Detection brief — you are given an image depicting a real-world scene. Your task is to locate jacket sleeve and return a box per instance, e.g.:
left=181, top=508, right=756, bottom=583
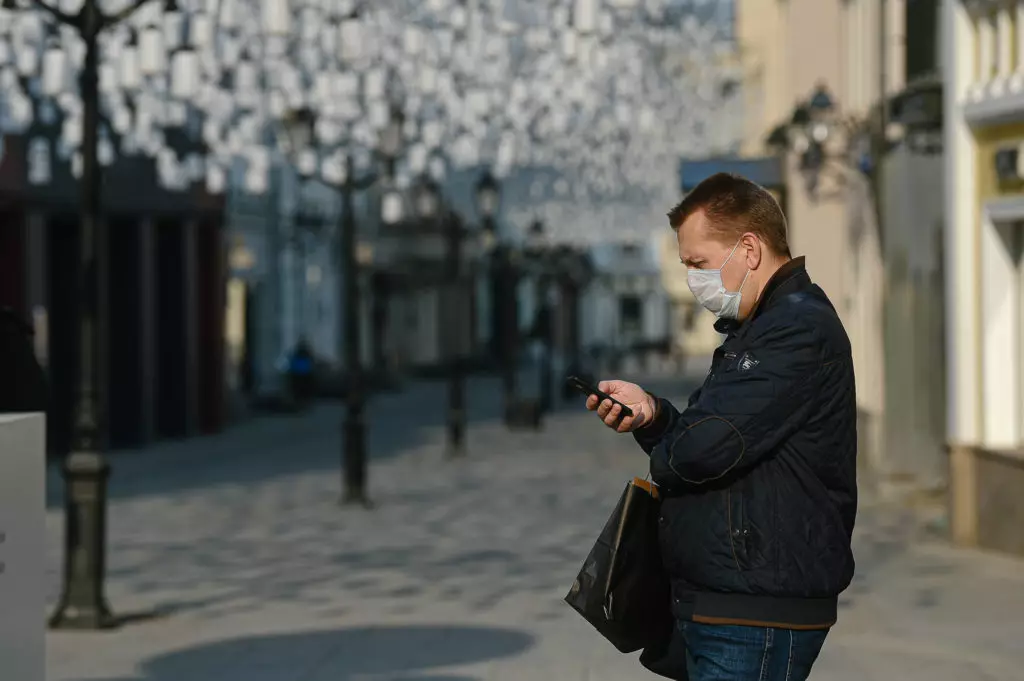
left=636, top=321, right=823, bottom=488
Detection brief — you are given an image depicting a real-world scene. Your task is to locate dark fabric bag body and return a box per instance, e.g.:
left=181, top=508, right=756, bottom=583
left=639, top=622, right=690, bottom=679
left=565, top=478, right=673, bottom=654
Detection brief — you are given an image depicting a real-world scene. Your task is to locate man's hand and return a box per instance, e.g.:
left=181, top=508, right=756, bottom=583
left=585, top=380, right=657, bottom=433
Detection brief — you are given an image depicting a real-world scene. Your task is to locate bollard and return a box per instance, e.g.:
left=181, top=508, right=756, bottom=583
left=49, top=452, right=118, bottom=630
left=0, top=413, right=46, bottom=678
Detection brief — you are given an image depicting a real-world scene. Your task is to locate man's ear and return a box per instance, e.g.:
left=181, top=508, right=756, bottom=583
left=742, top=232, right=763, bottom=269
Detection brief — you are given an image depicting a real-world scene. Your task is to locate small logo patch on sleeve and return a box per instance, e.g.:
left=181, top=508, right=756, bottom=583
left=738, top=352, right=759, bottom=371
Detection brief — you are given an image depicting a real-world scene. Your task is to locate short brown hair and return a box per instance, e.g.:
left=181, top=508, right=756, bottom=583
left=667, top=172, right=790, bottom=257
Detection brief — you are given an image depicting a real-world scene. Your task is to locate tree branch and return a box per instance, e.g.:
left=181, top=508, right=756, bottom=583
left=101, top=0, right=152, bottom=29
left=27, top=0, right=77, bottom=27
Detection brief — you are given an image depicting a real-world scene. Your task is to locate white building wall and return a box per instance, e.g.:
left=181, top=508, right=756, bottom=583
left=944, top=0, right=982, bottom=446
left=979, top=207, right=1021, bottom=449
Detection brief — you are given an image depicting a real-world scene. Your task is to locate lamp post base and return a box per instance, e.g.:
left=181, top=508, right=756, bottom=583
left=504, top=398, right=544, bottom=430
left=341, top=413, right=373, bottom=509
left=446, top=409, right=466, bottom=459
left=341, top=489, right=374, bottom=509
left=49, top=452, right=118, bottom=631
left=48, top=603, right=118, bottom=631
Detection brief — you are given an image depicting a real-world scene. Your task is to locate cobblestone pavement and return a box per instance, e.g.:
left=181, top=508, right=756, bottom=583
left=45, top=376, right=1024, bottom=681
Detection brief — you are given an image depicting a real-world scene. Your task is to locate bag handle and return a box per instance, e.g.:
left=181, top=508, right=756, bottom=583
left=632, top=476, right=659, bottom=499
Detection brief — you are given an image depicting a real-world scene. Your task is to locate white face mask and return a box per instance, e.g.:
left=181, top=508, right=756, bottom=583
left=686, top=239, right=751, bottom=319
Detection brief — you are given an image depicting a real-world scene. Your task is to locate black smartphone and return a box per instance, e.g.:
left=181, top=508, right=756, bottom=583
left=566, top=375, right=634, bottom=418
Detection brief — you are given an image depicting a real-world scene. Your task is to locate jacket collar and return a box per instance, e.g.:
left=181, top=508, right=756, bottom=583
left=713, top=256, right=810, bottom=335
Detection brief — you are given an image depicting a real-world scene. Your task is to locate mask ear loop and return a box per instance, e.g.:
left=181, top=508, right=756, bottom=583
left=720, top=238, right=743, bottom=269
left=736, top=267, right=752, bottom=294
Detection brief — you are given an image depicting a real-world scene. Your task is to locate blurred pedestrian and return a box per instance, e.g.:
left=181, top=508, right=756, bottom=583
left=586, top=173, right=857, bottom=681
left=287, top=338, right=315, bottom=408
left=0, top=306, right=48, bottom=413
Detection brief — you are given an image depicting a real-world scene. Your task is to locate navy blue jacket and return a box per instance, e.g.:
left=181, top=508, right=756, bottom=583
left=634, top=258, right=857, bottom=629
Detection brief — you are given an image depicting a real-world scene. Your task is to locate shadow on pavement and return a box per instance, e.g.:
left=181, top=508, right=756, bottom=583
left=65, top=625, right=531, bottom=681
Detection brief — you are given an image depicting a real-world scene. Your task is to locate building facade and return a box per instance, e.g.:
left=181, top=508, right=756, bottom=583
left=583, top=240, right=671, bottom=374
left=732, top=0, right=935, bottom=487
left=0, top=134, right=227, bottom=454
left=223, top=163, right=351, bottom=405
left=945, top=0, right=1024, bottom=556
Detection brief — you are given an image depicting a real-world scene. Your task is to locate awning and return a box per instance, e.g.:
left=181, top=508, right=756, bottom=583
left=678, top=156, right=785, bottom=193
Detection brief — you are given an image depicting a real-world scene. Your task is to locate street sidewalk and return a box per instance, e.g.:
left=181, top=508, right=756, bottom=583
left=46, top=376, right=1024, bottom=681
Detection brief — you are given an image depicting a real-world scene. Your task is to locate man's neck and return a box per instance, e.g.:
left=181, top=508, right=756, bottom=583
left=751, top=255, right=791, bottom=305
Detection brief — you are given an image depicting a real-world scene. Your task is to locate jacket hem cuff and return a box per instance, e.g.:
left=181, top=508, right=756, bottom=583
left=634, top=395, right=672, bottom=449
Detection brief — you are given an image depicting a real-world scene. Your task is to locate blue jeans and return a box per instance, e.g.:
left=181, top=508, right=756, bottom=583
left=681, top=622, right=829, bottom=681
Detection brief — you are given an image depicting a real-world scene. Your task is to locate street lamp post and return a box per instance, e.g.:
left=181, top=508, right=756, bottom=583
left=370, top=104, right=404, bottom=390
left=475, top=168, right=525, bottom=424
left=494, top=244, right=521, bottom=421
left=444, top=208, right=468, bottom=457
left=414, top=175, right=467, bottom=457
left=560, top=247, right=592, bottom=400
left=48, top=0, right=113, bottom=631
left=339, top=154, right=377, bottom=506
left=19, top=0, right=190, bottom=631
left=276, top=99, right=403, bottom=507
left=474, top=169, right=501, bottom=365
left=536, top=271, right=554, bottom=412
left=525, top=220, right=554, bottom=413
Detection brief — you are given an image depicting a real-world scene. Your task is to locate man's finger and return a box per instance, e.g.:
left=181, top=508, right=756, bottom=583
left=616, top=415, right=634, bottom=433
left=603, top=403, right=622, bottom=426
left=596, top=399, right=612, bottom=419
left=585, top=395, right=599, bottom=410
left=598, top=380, right=613, bottom=393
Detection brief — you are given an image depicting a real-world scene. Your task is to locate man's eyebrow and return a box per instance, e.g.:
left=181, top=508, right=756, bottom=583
left=681, top=257, right=705, bottom=266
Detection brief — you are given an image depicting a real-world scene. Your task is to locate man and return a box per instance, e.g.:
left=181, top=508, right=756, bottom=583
left=586, top=173, right=857, bottom=681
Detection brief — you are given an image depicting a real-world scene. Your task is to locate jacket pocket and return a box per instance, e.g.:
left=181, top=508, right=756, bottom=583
left=725, top=487, right=749, bottom=570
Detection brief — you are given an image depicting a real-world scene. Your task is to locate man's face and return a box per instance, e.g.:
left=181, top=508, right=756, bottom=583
left=676, top=209, right=750, bottom=294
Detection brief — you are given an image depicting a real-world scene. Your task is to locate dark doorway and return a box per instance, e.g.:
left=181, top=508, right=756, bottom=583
left=0, top=212, right=26, bottom=314
left=107, top=218, right=145, bottom=448
left=240, top=280, right=259, bottom=396
left=195, top=220, right=224, bottom=435
left=46, top=216, right=79, bottom=458
left=155, top=219, right=188, bottom=439
left=619, top=295, right=643, bottom=338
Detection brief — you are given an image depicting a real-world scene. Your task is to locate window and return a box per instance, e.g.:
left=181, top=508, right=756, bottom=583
left=620, top=295, right=643, bottom=338
left=905, top=0, right=939, bottom=83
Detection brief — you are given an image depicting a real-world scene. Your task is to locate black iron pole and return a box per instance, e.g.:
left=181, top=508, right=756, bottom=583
left=50, top=0, right=117, bottom=630
left=536, top=272, right=553, bottom=412
left=444, top=212, right=466, bottom=457
left=500, top=248, right=519, bottom=420
left=340, top=156, right=369, bottom=507
left=483, top=215, right=501, bottom=365
left=562, top=277, right=582, bottom=401
left=569, top=281, right=582, bottom=376
left=370, top=273, right=387, bottom=376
